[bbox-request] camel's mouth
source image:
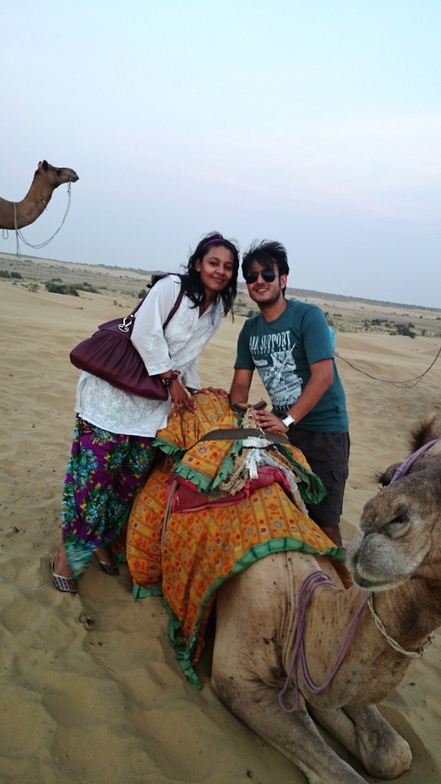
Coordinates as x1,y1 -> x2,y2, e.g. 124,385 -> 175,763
351,571 -> 405,592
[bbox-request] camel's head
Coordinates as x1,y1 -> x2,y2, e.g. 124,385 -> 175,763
347,413 -> 441,592
36,160 -> 79,187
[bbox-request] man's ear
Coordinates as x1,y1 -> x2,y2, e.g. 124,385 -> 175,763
280,273 -> 288,290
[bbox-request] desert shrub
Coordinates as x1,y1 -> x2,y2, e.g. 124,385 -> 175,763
0,270 -> 21,279
44,279 -> 99,296
77,281 -> 99,293
45,282 -> 79,296
393,323 -> 416,338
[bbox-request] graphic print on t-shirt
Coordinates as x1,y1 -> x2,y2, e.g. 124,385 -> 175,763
250,331 -> 302,410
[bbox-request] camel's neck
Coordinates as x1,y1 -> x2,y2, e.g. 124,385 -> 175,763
299,576 -> 440,708
372,576 -> 441,655
0,172 -> 54,230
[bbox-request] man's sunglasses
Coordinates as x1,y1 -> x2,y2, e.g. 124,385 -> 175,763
244,269 -> 277,285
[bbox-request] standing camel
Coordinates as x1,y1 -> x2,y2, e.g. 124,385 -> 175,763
0,160 -> 79,229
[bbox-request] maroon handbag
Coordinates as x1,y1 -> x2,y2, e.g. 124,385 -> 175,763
70,282 -> 184,399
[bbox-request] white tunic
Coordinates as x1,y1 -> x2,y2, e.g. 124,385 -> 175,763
75,275 -> 224,437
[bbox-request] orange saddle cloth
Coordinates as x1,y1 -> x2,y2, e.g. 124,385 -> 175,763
126,393 -> 346,687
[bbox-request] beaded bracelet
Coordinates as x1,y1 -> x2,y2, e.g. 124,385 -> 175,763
160,370 -> 181,387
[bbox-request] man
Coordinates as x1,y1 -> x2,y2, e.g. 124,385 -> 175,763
229,240 -> 349,547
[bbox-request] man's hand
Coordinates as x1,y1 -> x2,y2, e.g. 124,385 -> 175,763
229,368 -> 254,407
254,409 -> 287,433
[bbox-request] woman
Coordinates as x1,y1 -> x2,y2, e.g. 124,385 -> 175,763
51,232 -> 239,592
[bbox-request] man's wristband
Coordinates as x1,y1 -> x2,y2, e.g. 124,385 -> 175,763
282,414 -> 295,428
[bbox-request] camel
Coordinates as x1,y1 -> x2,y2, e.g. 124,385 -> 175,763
210,413 -> 441,783
0,160 -> 79,229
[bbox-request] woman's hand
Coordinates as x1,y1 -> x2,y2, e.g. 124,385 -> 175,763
170,379 -> 196,414
200,386 -> 229,398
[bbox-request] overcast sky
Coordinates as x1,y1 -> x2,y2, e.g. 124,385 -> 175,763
2,1 -> 440,307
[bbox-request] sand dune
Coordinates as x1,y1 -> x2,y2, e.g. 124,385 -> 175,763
1,270 -> 440,783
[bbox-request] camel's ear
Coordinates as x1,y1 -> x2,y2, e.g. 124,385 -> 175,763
42,160 -> 49,171
409,412 -> 438,452
376,463 -> 400,486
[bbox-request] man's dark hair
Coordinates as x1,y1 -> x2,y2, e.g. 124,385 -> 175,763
241,240 -> 290,280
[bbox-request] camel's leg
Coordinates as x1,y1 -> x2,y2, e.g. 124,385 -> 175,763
309,704 -> 411,779
212,668 -> 367,784
213,556 -> 367,784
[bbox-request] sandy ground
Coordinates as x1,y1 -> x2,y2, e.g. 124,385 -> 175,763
1,271 -> 440,784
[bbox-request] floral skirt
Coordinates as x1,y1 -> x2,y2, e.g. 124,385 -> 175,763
61,416 -> 155,578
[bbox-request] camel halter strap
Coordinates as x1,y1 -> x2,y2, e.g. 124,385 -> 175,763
278,564 -> 435,713
366,438 -> 439,658
8,183 -> 73,257
367,594 -> 434,658
278,571 -> 369,713
390,438 -> 441,483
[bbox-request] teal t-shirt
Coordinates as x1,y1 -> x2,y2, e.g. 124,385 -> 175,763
234,300 -> 348,432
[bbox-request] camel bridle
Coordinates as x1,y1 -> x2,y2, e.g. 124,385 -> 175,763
278,436 -> 441,715
5,182 -> 74,257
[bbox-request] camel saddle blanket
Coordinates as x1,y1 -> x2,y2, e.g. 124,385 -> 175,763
126,393 -> 346,687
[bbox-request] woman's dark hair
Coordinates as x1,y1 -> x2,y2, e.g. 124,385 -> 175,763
182,231 -> 240,315
242,240 -> 290,279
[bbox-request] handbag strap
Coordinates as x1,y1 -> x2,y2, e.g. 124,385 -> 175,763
126,274 -> 184,331
162,283 -> 184,329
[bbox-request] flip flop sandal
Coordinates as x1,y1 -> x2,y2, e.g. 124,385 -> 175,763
93,553 -> 120,576
50,555 -> 77,594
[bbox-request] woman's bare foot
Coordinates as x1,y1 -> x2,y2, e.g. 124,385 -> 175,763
51,544 -> 77,593
93,546 -> 115,566
93,547 -> 119,576
53,544 -> 73,578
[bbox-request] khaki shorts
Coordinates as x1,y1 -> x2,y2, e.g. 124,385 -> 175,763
287,429 -> 350,529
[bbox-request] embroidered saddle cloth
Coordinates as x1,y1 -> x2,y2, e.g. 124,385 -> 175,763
126,393 -> 345,687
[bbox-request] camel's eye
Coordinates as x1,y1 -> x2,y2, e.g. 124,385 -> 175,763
383,517 -> 411,538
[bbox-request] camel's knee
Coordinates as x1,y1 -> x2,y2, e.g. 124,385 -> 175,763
348,707 -> 412,778
360,730 -> 411,779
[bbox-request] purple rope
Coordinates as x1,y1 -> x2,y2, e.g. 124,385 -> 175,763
390,439 -> 440,483
278,571 -> 370,713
